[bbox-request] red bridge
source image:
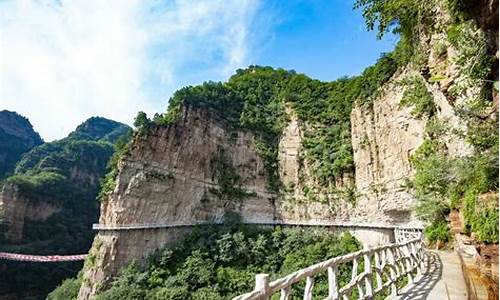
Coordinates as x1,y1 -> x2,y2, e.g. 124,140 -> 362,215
0,252 -> 86,262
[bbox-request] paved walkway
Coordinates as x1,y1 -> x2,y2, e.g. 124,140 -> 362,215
394,250 -> 468,300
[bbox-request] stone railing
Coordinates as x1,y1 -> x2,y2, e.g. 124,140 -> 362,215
232,228 -> 423,300
394,227 -> 422,244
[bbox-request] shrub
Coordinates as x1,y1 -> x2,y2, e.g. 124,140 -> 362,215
46,277 -> 81,300
399,76 -> 436,118
424,221 -> 451,243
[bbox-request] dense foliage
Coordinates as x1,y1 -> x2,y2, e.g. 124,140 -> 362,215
409,84 -> 498,244
0,117 -> 130,299
47,276 -> 82,300
51,217 -> 361,300
356,0 -> 498,244
0,110 -> 43,179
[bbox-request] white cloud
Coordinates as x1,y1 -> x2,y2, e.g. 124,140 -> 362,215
0,0 -> 262,141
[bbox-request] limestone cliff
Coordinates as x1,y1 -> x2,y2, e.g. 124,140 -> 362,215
78,105 -> 278,298
79,100 -> 423,298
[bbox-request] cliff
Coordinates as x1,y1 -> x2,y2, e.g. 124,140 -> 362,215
0,110 -> 43,179
78,2 -> 498,298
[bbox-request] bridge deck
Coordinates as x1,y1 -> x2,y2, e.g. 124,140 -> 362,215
392,250 -> 468,300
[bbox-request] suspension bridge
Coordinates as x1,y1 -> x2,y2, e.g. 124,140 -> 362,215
0,252 -> 86,262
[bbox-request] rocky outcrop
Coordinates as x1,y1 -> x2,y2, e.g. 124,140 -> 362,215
0,183 -> 61,243
80,66 -> 477,299
77,6 -> 495,298
350,71 -> 426,225
79,102 -> 418,298
78,105 -> 279,298
277,111 -> 354,221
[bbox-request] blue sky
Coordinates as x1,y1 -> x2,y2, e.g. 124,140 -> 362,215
256,0 -> 397,80
0,0 -> 397,141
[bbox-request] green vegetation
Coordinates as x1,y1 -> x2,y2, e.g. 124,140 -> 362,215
354,0 -> 435,67
356,0 -> 498,244
399,76 -> 436,118
410,106 -> 498,244
0,110 -> 43,179
447,20 -> 492,97
47,275 -> 82,300
51,216 -> 361,300
98,133 -> 132,200
424,221 -> 451,243
0,117 -> 130,298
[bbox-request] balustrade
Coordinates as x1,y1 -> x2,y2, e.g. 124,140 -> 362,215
233,228 -> 423,300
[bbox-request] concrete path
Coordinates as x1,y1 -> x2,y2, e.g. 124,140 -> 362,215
393,250 -> 468,300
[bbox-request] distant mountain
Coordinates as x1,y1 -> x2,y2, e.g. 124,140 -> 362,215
0,116 -> 131,300
68,116 -> 131,143
0,110 -> 43,179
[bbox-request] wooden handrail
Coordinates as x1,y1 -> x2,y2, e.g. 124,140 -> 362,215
232,228 -> 423,300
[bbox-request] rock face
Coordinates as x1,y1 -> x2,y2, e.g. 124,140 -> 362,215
350,71 -> 426,225
79,72 -> 475,298
0,183 -> 61,243
78,105 -> 279,298
276,111 -> 354,222
79,101 -> 422,298
0,110 -> 43,179
101,106 -> 277,226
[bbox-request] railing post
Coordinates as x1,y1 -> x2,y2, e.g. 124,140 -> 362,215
280,287 -> 291,300
255,274 -> 270,300
404,244 -> 413,284
303,276 -> 314,300
410,242 -> 419,276
364,253 -> 373,298
374,251 -> 382,291
352,258 -> 363,298
387,248 -> 398,296
351,258 -> 358,281
328,265 -> 338,299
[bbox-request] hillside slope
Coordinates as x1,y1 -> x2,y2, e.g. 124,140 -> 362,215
0,117 -> 130,300
0,110 -> 43,179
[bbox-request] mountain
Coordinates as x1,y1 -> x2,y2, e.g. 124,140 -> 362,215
0,110 -> 43,179
0,116 -> 131,300
72,1 -> 498,299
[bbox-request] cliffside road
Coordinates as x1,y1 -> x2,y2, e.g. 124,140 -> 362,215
394,250 -> 468,300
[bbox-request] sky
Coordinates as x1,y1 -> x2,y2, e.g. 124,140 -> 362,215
0,0 -> 397,141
